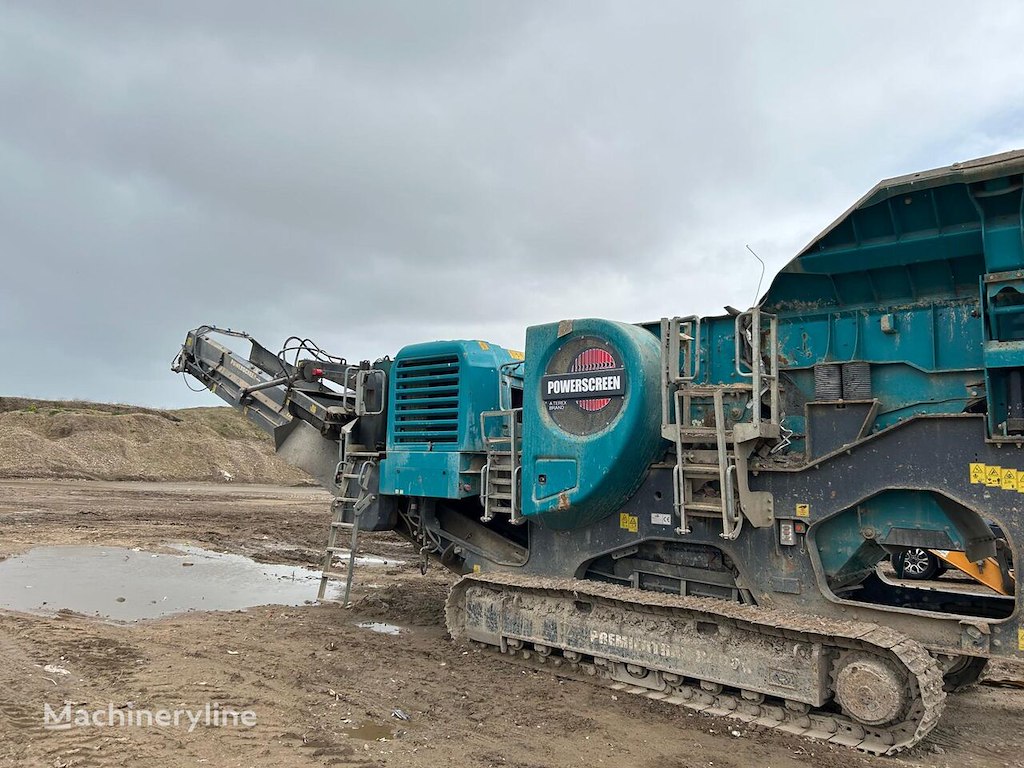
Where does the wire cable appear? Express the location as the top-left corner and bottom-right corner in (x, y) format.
(746, 244), (766, 307)
(181, 374), (208, 393)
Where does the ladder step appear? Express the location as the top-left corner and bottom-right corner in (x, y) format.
(685, 501), (725, 513)
(331, 521), (356, 529)
(489, 492), (513, 500)
(673, 424), (716, 434)
(325, 546), (356, 553)
(679, 384), (753, 394)
(682, 464), (722, 477)
(681, 449), (722, 464)
(674, 428), (734, 441)
(319, 571), (353, 581)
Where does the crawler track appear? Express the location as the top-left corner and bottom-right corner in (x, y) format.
(447, 573), (946, 755)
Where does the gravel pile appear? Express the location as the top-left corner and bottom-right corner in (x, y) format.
(0, 399), (311, 484)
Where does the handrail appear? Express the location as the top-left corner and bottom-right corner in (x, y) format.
(479, 461), (492, 521)
(734, 311), (755, 378)
(721, 463), (743, 540)
(355, 369), (386, 416)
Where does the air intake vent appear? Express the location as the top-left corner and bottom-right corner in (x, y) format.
(814, 363), (842, 401)
(842, 362), (872, 400)
(393, 354), (461, 444)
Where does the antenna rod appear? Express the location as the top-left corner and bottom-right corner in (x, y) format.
(746, 244), (766, 307)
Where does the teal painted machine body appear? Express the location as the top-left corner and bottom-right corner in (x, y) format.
(763, 156), (1024, 441)
(519, 319), (664, 530)
(661, 153), (1024, 441)
(646, 152), (1024, 579)
(379, 340), (522, 499)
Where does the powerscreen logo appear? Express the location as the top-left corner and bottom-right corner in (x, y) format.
(542, 348), (624, 410)
(541, 337), (627, 436)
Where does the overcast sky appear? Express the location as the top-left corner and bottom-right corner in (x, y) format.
(2, 2), (1023, 408)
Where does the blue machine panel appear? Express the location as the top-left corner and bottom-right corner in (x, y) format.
(379, 339), (522, 499)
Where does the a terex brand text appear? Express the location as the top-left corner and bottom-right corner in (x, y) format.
(541, 368), (626, 401)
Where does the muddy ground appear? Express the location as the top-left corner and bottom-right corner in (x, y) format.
(1, 480), (1023, 768)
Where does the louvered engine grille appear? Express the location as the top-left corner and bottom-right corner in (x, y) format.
(393, 354), (461, 444)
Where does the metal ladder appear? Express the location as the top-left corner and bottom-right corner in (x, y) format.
(480, 408), (523, 524)
(669, 388), (742, 539)
(660, 309), (779, 540)
(317, 446), (379, 604)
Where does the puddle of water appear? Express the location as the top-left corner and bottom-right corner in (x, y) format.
(356, 621), (402, 635)
(344, 723), (394, 741)
(0, 545), (338, 622)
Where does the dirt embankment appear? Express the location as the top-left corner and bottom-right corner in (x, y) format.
(0, 398), (310, 485)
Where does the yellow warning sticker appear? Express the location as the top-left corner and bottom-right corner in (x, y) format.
(508, 349), (525, 361)
(477, 341), (490, 350)
(795, 503), (810, 518)
(1018, 628), (1024, 651)
(619, 513), (639, 533)
(473, 564), (481, 573)
(969, 462), (1024, 494)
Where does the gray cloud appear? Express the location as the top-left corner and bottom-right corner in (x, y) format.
(2, 1), (1023, 406)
